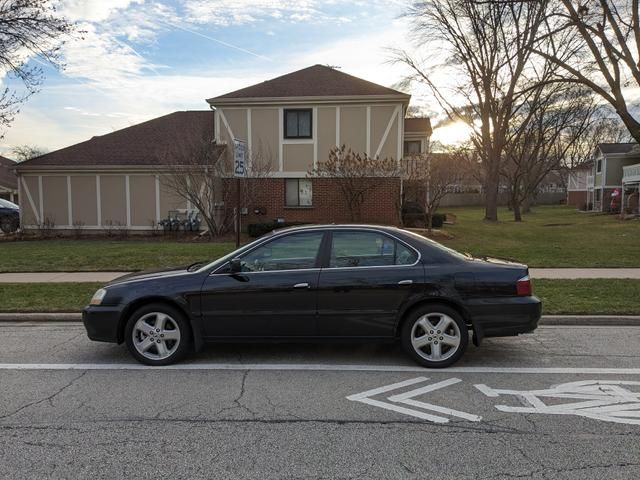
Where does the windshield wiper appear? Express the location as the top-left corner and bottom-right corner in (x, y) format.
(187, 261), (207, 272)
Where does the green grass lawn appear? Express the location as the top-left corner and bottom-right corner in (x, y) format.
(0, 239), (235, 272)
(1, 280), (638, 315)
(438, 205), (640, 267)
(0, 205), (637, 272)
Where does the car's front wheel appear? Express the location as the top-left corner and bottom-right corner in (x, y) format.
(0, 215), (18, 234)
(401, 304), (468, 368)
(124, 303), (191, 366)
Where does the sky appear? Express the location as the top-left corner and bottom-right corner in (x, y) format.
(0, 0), (450, 157)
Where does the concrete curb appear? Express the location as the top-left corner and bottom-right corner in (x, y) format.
(0, 313), (639, 326)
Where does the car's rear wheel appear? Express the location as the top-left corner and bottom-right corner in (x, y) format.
(0, 215), (18, 234)
(124, 304), (191, 366)
(401, 304), (468, 368)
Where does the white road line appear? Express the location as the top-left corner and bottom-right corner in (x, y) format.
(0, 363), (640, 374)
(355, 397), (450, 423)
(346, 377), (428, 401)
(388, 378), (462, 401)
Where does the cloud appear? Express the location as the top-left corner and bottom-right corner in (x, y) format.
(180, 0), (354, 26)
(57, 0), (144, 22)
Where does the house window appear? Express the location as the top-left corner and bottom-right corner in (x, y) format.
(596, 159), (602, 173)
(404, 141), (422, 155)
(284, 109), (312, 139)
(285, 179), (312, 207)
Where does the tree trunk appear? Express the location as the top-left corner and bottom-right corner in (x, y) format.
(522, 196), (531, 214)
(484, 173), (500, 222)
(427, 210), (433, 233)
(513, 200), (522, 222)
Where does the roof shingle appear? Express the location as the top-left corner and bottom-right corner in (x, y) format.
(0, 155), (17, 189)
(208, 65), (410, 101)
(17, 111), (224, 168)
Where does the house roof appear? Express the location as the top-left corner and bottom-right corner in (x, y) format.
(208, 65), (410, 102)
(404, 118), (432, 136)
(0, 155), (17, 189)
(598, 143), (639, 155)
(17, 111), (225, 169)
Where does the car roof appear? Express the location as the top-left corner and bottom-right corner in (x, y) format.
(269, 224), (406, 235)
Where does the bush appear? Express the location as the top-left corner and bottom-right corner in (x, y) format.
(247, 222), (310, 238)
(402, 212), (445, 229)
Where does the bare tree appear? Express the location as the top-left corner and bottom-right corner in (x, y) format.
(11, 144), (47, 161)
(160, 137), (274, 239)
(530, 0), (640, 142)
(405, 150), (467, 231)
(395, 0), (548, 222)
(502, 84), (597, 221)
(159, 136), (231, 239)
(0, 0), (76, 136)
(308, 145), (402, 222)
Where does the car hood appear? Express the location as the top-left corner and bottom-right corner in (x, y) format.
(106, 266), (191, 286)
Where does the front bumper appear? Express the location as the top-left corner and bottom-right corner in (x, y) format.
(82, 305), (123, 343)
(465, 296), (542, 338)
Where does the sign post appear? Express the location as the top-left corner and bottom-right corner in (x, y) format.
(233, 139), (247, 248)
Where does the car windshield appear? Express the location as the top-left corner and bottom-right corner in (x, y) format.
(195, 230), (278, 272)
(0, 198), (18, 209)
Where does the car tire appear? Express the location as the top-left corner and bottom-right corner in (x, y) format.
(124, 303), (191, 366)
(0, 215), (18, 234)
(401, 304), (468, 368)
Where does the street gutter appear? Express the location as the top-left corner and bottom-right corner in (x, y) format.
(0, 313), (638, 326)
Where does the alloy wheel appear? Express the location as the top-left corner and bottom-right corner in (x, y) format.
(410, 313), (461, 362)
(132, 312), (181, 361)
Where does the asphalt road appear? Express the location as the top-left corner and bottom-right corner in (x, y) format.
(1, 323), (640, 479)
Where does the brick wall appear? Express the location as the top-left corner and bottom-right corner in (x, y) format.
(238, 177), (401, 226)
(567, 190), (588, 208)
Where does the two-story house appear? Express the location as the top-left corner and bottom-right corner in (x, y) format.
(586, 143), (640, 213)
(15, 65), (432, 233)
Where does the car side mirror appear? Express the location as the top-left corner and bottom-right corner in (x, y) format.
(229, 257), (242, 274)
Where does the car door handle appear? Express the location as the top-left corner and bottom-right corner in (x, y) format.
(398, 280), (413, 285)
(293, 283), (310, 289)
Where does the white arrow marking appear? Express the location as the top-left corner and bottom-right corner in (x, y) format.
(347, 377), (481, 423)
(388, 378), (482, 422)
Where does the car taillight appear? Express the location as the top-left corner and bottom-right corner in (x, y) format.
(516, 275), (532, 296)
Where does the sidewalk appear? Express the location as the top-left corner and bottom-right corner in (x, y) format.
(1, 268), (640, 283)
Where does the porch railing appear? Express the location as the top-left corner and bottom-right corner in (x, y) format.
(623, 163), (640, 183)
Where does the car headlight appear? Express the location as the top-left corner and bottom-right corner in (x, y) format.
(90, 288), (107, 306)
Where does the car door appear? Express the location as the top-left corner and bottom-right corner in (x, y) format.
(316, 230), (424, 338)
(200, 231), (326, 338)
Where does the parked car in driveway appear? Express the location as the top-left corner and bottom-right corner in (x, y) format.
(83, 225), (541, 367)
(0, 198), (19, 234)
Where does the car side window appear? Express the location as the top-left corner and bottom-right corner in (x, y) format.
(329, 231), (417, 268)
(240, 232), (323, 272)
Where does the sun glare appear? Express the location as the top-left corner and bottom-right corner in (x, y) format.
(431, 121), (473, 146)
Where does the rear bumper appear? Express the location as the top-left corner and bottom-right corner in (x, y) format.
(465, 296), (541, 338)
(82, 305), (123, 343)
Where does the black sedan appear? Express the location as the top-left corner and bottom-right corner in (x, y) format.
(83, 225), (541, 367)
(0, 198), (19, 234)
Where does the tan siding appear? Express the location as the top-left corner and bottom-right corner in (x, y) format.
(222, 108), (248, 143)
(251, 108), (279, 171)
(317, 106), (336, 164)
(370, 106), (396, 159)
(70, 176), (97, 226)
(159, 182), (187, 215)
(379, 113), (399, 160)
(283, 143), (314, 172)
(340, 106), (366, 154)
(100, 175), (127, 225)
(42, 176), (68, 226)
(20, 176), (40, 225)
(129, 175), (156, 227)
